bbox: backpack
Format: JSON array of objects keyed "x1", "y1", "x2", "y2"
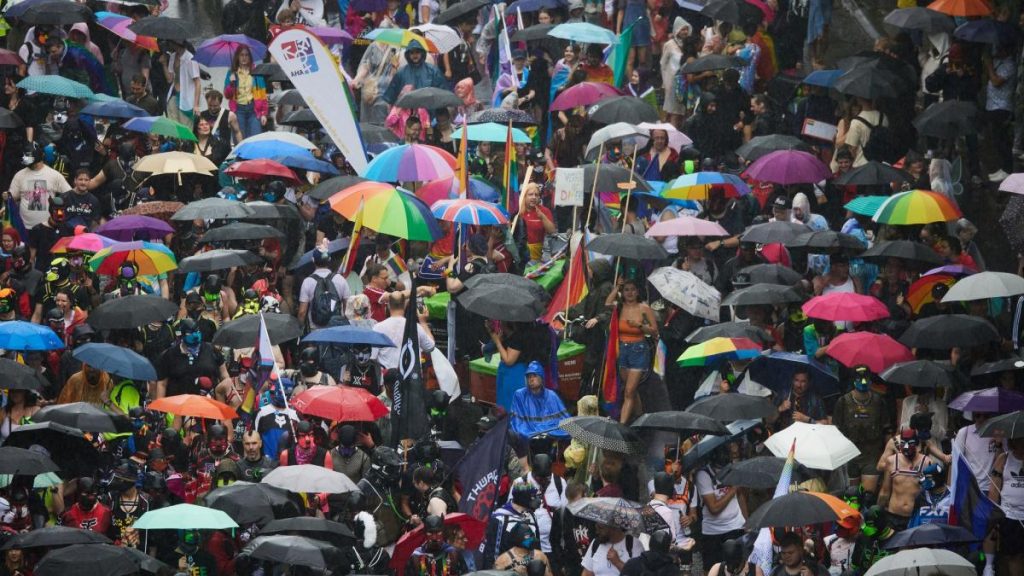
[
  {"x1": 852, "y1": 113, "x2": 900, "y2": 163},
  {"x1": 310, "y1": 273, "x2": 343, "y2": 327}
]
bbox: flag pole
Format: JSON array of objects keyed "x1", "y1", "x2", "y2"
[
  {"x1": 340, "y1": 200, "x2": 363, "y2": 275},
  {"x1": 564, "y1": 211, "x2": 579, "y2": 319},
  {"x1": 584, "y1": 143, "x2": 604, "y2": 231}
]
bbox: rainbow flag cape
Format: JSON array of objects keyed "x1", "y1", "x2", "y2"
[
  {"x1": 340, "y1": 202, "x2": 364, "y2": 276},
  {"x1": 601, "y1": 307, "x2": 620, "y2": 407},
  {"x1": 750, "y1": 439, "x2": 796, "y2": 570}
]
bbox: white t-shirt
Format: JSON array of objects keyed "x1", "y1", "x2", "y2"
[
  {"x1": 372, "y1": 315, "x2": 434, "y2": 370},
  {"x1": 169, "y1": 50, "x2": 203, "y2": 113},
  {"x1": 581, "y1": 535, "x2": 645, "y2": 576},
  {"x1": 648, "y1": 499, "x2": 683, "y2": 544},
  {"x1": 955, "y1": 424, "x2": 1006, "y2": 493},
  {"x1": 694, "y1": 468, "x2": 746, "y2": 535},
  {"x1": 10, "y1": 164, "x2": 71, "y2": 230},
  {"x1": 18, "y1": 37, "x2": 48, "y2": 77},
  {"x1": 279, "y1": 0, "x2": 325, "y2": 25},
  {"x1": 299, "y1": 268, "x2": 353, "y2": 329}
]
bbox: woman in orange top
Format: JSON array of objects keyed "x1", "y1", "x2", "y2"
[{"x1": 605, "y1": 277, "x2": 658, "y2": 423}]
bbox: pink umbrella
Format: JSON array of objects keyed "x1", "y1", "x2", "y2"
[
  {"x1": 645, "y1": 215, "x2": 729, "y2": 238},
  {"x1": 802, "y1": 292, "x2": 890, "y2": 322},
  {"x1": 743, "y1": 150, "x2": 831, "y2": 186},
  {"x1": 826, "y1": 332, "x2": 914, "y2": 373},
  {"x1": 52, "y1": 232, "x2": 117, "y2": 254},
  {"x1": 95, "y1": 11, "x2": 159, "y2": 52},
  {"x1": 999, "y1": 173, "x2": 1024, "y2": 194},
  {"x1": 637, "y1": 122, "x2": 693, "y2": 152},
  {"x1": 550, "y1": 82, "x2": 621, "y2": 111},
  {"x1": 416, "y1": 176, "x2": 457, "y2": 207}
]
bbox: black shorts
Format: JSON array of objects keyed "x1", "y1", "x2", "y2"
[{"x1": 999, "y1": 518, "x2": 1024, "y2": 550}]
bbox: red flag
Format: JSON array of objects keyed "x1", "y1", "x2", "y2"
[
  {"x1": 543, "y1": 244, "x2": 589, "y2": 324},
  {"x1": 602, "y1": 307, "x2": 620, "y2": 404},
  {"x1": 340, "y1": 203, "x2": 363, "y2": 276}
]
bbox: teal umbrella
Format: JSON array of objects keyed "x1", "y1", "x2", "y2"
[
  {"x1": 843, "y1": 195, "x2": 887, "y2": 217},
  {"x1": 550, "y1": 22, "x2": 619, "y2": 44},
  {"x1": 451, "y1": 122, "x2": 532, "y2": 144},
  {"x1": 17, "y1": 75, "x2": 94, "y2": 99},
  {"x1": 133, "y1": 503, "x2": 239, "y2": 530}
]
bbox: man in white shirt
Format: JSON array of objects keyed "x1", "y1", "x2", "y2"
[
  {"x1": 7, "y1": 142, "x2": 71, "y2": 230},
  {"x1": 163, "y1": 41, "x2": 203, "y2": 125},
  {"x1": 373, "y1": 291, "x2": 434, "y2": 371},
  {"x1": 297, "y1": 248, "x2": 352, "y2": 329},
  {"x1": 581, "y1": 522, "x2": 645, "y2": 576},
  {"x1": 954, "y1": 412, "x2": 1006, "y2": 493},
  {"x1": 694, "y1": 449, "x2": 747, "y2": 570}
]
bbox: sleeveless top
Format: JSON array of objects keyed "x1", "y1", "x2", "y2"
[{"x1": 1001, "y1": 451, "x2": 1024, "y2": 521}]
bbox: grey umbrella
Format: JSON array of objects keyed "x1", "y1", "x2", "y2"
[
  {"x1": 914, "y1": 100, "x2": 979, "y2": 139},
  {"x1": 587, "y1": 96, "x2": 659, "y2": 125},
  {"x1": 942, "y1": 271, "x2": 1024, "y2": 302},
  {"x1": 735, "y1": 134, "x2": 810, "y2": 162},
  {"x1": 686, "y1": 322, "x2": 775, "y2": 345},
  {"x1": 128, "y1": 16, "x2": 190, "y2": 41},
  {"x1": 721, "y1": 284, "x2": 804, "y2": 306},
  {"x1": 243, "y1": 535, "x2": 342, "y2": 569},
  {"x1": 586, "y1": 122, "x2": 651, "y2": 156},
  {"x1": 172, "y1": 197, "x2": 256, "y2": 221},
  {"x1": 582, "y1": 163, "x2": 653, "y2": 193},
  {"x1": 681, "y1": 54, "x2": 745, "y2": 74},
  {"x1": 881, "y1": 360, "x2": 959, "y2": 389},
  {"x1": 736, "y1": 263, "x2": 803, "y2": 286},
  {"x1": 833, "y1": 161, "x2": 913, "y2": 186},
  {"x1": 559, "y1": 416, "x2": 645, "y2": 455},
  {"x1": 396, "y1": 87, "x2": 464, "y2": 109},
  {"x1": 179, "y1": 249, "x2": 264, "y2": 273},
  {"x1": 740, "y1": 221, "x2": 812, "y2": 244},
  {"x1": 588, "y1": 233, "x2": 669, "y2": 260},
  {"x1": 883, "y1": 7, "x2": 954, "y2": 33},
  {"x1": 198, "y1": 222, "x2": 287, "y2": 245}
]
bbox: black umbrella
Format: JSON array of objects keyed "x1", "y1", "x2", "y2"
[
  {"x1": 307, "y1": 175, "x2": 370, "y2": 201},
  {"x1": 883, "y1": 7, "x2": 954, "y2": 33},
  {"x1": 631, "y1": 411, "x2": 730, "y2": 435},
  {"x1": 559, "y1": 416, "x2": 645, "y2": 455},
  {"x1": 881, "y1": 360, "x2": 959, "y2": 389},
  {"x1": 464, "y1": 272, "x2": 548, "y2": 301},
  {"x1": 686, "y1": 322, "x2": 775, "y2": 345},
  {"x1": 588, "y1": 233, "x2": 669, "y2": 260},
  {"x1": 0, "y1": 446, "x2": 60, "y2": 475},
  {"x1": 2, "y1": 526, "x2": 111, "y2": 550},
  {"x1": 587, "y1": 96, "x2": 659, "y2": 125},
  {"x1": 954, "y1": 19, "x2": 1018, "y2": 45},
  {"x1": 681, "y1": 419, "x2": 761, "y2": 471},
  {"x1": 582, "y1": 163, "x2": 653, "y2": 194},
  {"x1": 736, "y1": 263, "x2": 803, "y2": 286},
  {"x1": 837, "y1": 52, "x2": 918, "y2": 95},
  {"x1": 568, "y1": 498, "x2": 669, "y2": 534},
  {"x1": 178, "y1": 249, "x2": 264, "y2": 272},
  {"x1": 457, "y1": 282, "x2": 547, "y2": 322},
  {"x1": 735, "y1": 134, "x2": 810, "y2": 162},
  {"x1": 276, "y1": 89, "x2": 307, "y2": 107},
  {"x1": 396, "y1": 87, "x2": 463, "y2": 109},
  {"x1": 261, "y1": 517, "x2": 356, "y2": 546},
  {"x1": 198, "y1": 222, "x2": 286, "y2": 244},
  {"x1": 281, "y1": 109, "x2": 319, "y2": 128},
  {"x1": 512, "y1": 23, "x2": 555, "y2": 41},
  {"x1": 128, "y1": 16, "x2": 190, "y2": 41},
  {"x1": 681, "y1": 54, "x2": 745, "y2": 74},
  {"x1": 721, "y1": 284, "x2": 803, "y2": 307},
  {"x1": 290, "y1": 238, "x2": 349, "y2": 274},
  {"x1": 740, "y1": 221, "x2": 812, "y2": 244},
  {"x1": 35, "y1": 544, "x2": 139, "y2": 576},
  {"x1": 899, "y1": 314, "x2": 1000, "y2": 349},
  {"x1": 122, "y1": 547, "x2": 171, "y2": 575},
  {"x1": 913, "y1": 100, "x2": 979, "y2": 139},
  {"x1": 17, "y1": 0, "x2": 91, "y2": 25},
  {"x1": 204, "y1": 481, "x2": 303, "y2": 525},
  {"x1": 243, "y1": 201, "x2": 301, "y2": 220},
  {"x1": 243, "y1": 535, "x2": 343, "y2": 569},
  {"x1": 0, "y1": 357, "x2": 48, "y2": 391},
  {"x1": 787, "y1": 231, "x2": 865, "y2": 254},
  {"x1": 686, "y1": 394, "x2": 777, "y2": 421},
  {"x1": 860, "y1": 240, "x2": 944, "y2": 266},
  {"x1": 172, "y1": 197, "x2": 256, "y2": 221},
  {"x1": 359, "y1": 123, "x2": 401, "y2": 146},
  {"x1": 745, "y1": 491, "x2": 853, "y2": 529},
  {"x1": 834, "y1": 65, "x2": 903, "y2": 100},
  {"x1": 468, "y1": 108, "x2": 537, "y2": 126},
  {"x1": 33, "y1": 402, "x2": 129, "y2": 433},
  {"x1": 0, "y1": 108, "x2": 24, "y2": 129},
  {"x1": 213, "y1": 313, "x2": 303, "y2": 348},
  {"x1": 972, "y1": 357, "x2": 1024, "y2": 377},
  {"x1": 253, "y1": 62, "x2": 288, "y2": 83},
  {"x1": 977, "y1": 410, "x2": 1024, "y2": 439},
  {"x1": 719, "y1": 456, "x2": 808, "y2": 489},
  {"x1": 434, "y1": 0, "x2": 490, "y2": 24},
  {"x1": 882, "y1": 522, "x2": 978, "y2": 549},
  {"x1": 88, "y1": 294, "x2": 179, "y2": 330},
  {"x1": 833, "y1": 161, "x2": 912, "y2": 186},
  {"x1": 2, "y1": 421, "x2": 99, "y2": 478},
  {"x1": 700, "y1": 0, "x2": 764, "y2": 23}
]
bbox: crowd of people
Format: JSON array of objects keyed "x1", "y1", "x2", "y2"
[{"x1": 0, "y1": 0, "x2": 1021, "y2": 575}]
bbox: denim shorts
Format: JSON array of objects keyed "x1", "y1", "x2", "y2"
[{"x1": 619, "y1": 341, "x2": 651, "y2": 370}]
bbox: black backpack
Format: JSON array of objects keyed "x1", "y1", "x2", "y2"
[
  {"x1": 853, "y1": 113, "x2": 900, "y2": 163},
  {"x1": 309, "y1": 273, "x2": 343, "y2": 327}
]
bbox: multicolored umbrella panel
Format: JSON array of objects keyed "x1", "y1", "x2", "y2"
[
  {"x1": 51, "y1": 233, "x2": 117, "y2": 254},
  {"x1": 361, "y1": 143, "x2": 456, "y2": 183},
  {"x1": 662, "y1": 172, "x2": 751, "y2": 200},
  {"x1": 678, "y1": 337, "x2": 762, "y2": 367},
  {"x1": 872, "y1": 189, "x2": 962, "y2": 225},
  {"x1": 431, "y1": 199, "x2": 509, "y2": 225},
  {"x1": 88, "y1": 241, "x2": 178, "y2": 276},
  {"x1": 906, "y1": 273, "x2": 957, "y2": 314},
  {"x1": 95, "y1": 11, "x2": 160, "y2": 52},
  {"x1": 364, "y1": 28, "x2": 439, "y2": 52},
  {"x1": 194, "y1": 34, "x2": 267, "y2": 68}
]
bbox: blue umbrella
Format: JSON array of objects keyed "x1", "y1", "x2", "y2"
[
  {"x1": 233, "y1": 140, "x2": 314, "y2": 161},
  {"x1": 746, "y1": 351, "x2": 840, "y2": 398},
  {"x1": 0, "y1": 321, "x2": 64, "y2": 351},
  {"x1": 72, "y1": 343, "x2": 157, "y2": 381},
  {"x1": 802, "y1": 69, "x2": 843, "y2": 88},
  {"x1": 4, "y1": 0, "x2": 50, "y2": 20},
  {"x1": 681, "y1": 419, "x2": 760, "y2": 472},
  {"x1": 549, "y1": 22, "x2": 619, "y2": 45},
  {"x1": 270, "y1": 155, "x2": 340, "y2": 175},
  {"x1": 953, "y1": 19, "x2": 1018, "y2": 45},
  {"x1": 81, "y1": 99, "x2": 148, "y2": 119},
  {"x1": 467, "y1": 176, "x2": 501, "y2": 203},
  {"x1": 289, "y1": 238, "x2": 349, "y2": 273},
  {"x1": 303, "y1": 326, "x2": 396, "y2": 347}
]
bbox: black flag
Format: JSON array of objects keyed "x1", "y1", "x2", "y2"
[
  {"x1": 454, "y1": 415, "x2": 509, "y2": 522},
  {"x1": 391, "y1": 275, "x2": 428, "y2": 447}
]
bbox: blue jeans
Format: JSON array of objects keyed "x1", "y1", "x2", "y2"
[{"x1": 235, "y1": 101, "x2": 262, "y2": 139}]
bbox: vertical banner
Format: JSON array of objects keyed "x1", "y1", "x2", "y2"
[
  {"x1": 269, "y1": 28, "x2": 368, "y2": 173},
  {"x1": 455, "y1": 415, "x2": 510, "y2": 522}
]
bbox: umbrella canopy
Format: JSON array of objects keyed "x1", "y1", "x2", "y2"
[
  {"x1": 942, "y1": 271, "x2": 1024, "y2": 302},
  {"x1": 581, "y1": 162, "x2": 653, "y2": 193},
  {"x1": 225, "y1": 159, "x2": 301, "y2": 183},
  {"x1": 740, "y1": 221, "x2": 812, "y2": 244},
  {"x1": 243, "y1": 535, "x2": 343, "y2": 569},
  {"x1": 261, "y1": 517, "x2": 355, "y2": 546},
  {"x1": 861, "y1": 240, "x2": 945, "y2": 265},
  {"x1": 913, "y1": 100, "x2": 979, "y2": 139},
  {"x1": 434, "y1": 0, "x2": 489, "y2": 22},
  {"x1": 134, "y1": 503, "x2": 239, "y2": 530},
  {"x1": 882, "y1": 523, "x2": 978, "y2": 549},
  {"x1": 788, "y1": 230, "x2": 866, "y2": 254},
  {"x1": 834, "y1": 65, "x2": 904, "y2": 99},
  {"x1": 411, "y1": 22, "x2": 463, "y2": 53},
  {"x1": 681, "y1": 54, "x2": 745, "y2": 74},
  {"x1": 721, "y1": 284, "x2": 804, "y2": 306},
  {"x1": 33, "y1": 402, "x2": 128, "y2": 433},
  {"x1": 123, "y1": 115, "x2": 197, "y2": 141},
  {"x1": 134, "y1": 151, "x2": 218, "y2": 175},
  {"x1": 95, "y1": 215, "x2": 175, "y2": 241},
  {"x1": 588, "y1": 233, "x2": 669, "y2": 260},
  {"x1": 88, "y1": 295, "x2": 179, "y2": 329},
  {"x1": 395, "y1": 86, "x2": 463, "y2": 109},
  {"x1": 864, "y1": 547, "x2": 976, "y2": 576},
  {"x1": 801, "y1": 69, "x2": 843, "y2": 88},
  {"x1": 678, "y1": 337, "x2": 762, "y2": 367},
  {"x1": 883, "y1": 7, "x2": 954, "y2": 32},
  {"x1": 81, "y1": 99, "x2": 147, "y2": 120},
  {"x1": 636, "y1": 122, "x2": 692, "y2": 151},
  {"x1": 432, "y1": 198, "x2": 509, "y2": 225},
  {"x1": 735, "y1": 134, "x2": 810, "y2": 162},
  {"x1": 512, "y1": 22, "x2": 556, "y2": 41},
  {"x1": 179, "y1": 249, "x2": 263, "y2": 273},
  {"x1": 764, "y1": 421, "x2": 861, "y2": 470},
  {"x1": 199, "y1": 222, "x2": 286, "y2": 245},
  {"x1": 744, "y1": 150, "x2": 831, "y2": 185},
  {"x1": 95, "y1": 10, "x2": 159, "y2": 50},
  {"x1": 233, "y1": 139, "x2": 315, "y2": 161},
  {"x1": 949, "y1": 387, "x2": 1024, "y2": 414},
  {"x1": 699, "y1": 0, "x2": 764, "y2": 23},
  {"x1": 630, "y1": 411, "x2": 730, "y2": 435},
  {"x1": 977, "y1": 410, "x2": 1024, "y2": 438},
  {"x1": 464, "y1": 273, "x2": 549, "y2": 301},
  {"x1": 89, "y1": 241, "x2": 177, "y2": 276},
  {"x1": 149, "y1": 394, "x2": 238, "y2": 420},
  {"x1": 647, "y1": 267, "x2": 721, "y2": 322},
  {"x1": 2, "y1": 421, "x2": 98, "y2": 478},
  {"x1": 568, "y1": 498, "x2": 669, "y2": 534},
  {"x1": 926, "y1": 0, "x2": 991, "y2": 16},
  {"x1": 34, "y1": 544, "x2": 139, "y2": 576},
  {"x1": 120, "y1": 201, "x2": 185, "y2": 220},
  {"x1": 954, "y1": 18, "x2": 1017, "y2": 44},
  {"x1": 0, "y1": 446, "x2": 60, "y2": 475},
  {"x1": 1, "y1": 526, "x2": 110, "y2": 550},
  {"x1": 0, "y1": 320, "x2": 64, "y2": 351},
  {"x1": 307, "y1": 175, "x2": 371, "y2": 202},
  {"x1": 365, "y1": 28, "x2": 439, "y2": 52},
  {"x1": 128, "y1": 15, "x2": 190, "y2": 40},
  {"x1": 550, "y1": 81, "x2": 621, "y2": 111},
  {"x1": 204, "y1": 481, "x2": 303, "y2": 525},
  {"x1": 352, "y1": 187, "x2": 443, "y2": 242},
  {"x1": 457, "y1": 280, "x2": 547, "y2": 322},
  {"x1": 0, "y1": 357, "x2": 48, "y2": 391},
  {"x1": 802, "y1": 293, "x2": 889, "y2": 322},
  {"x1": 17, "y1": 75, "x2": 93, "y2": 99},
  {"x1": 588, "y1": 96, "x2": 659, "y2": 125},
  {"x1": 362, "y1": 143, "x2": 456, "y2": 182},
  {"x1": 304, "y1": 325, "x2": 395, "y2": 347},
  {"x1": 467, "y1": 108, "x2": 537, "y2": 125},
  {"x1": 645, "y1": 215, "x2": 729, "y2": 238},
  {"x1": 999, "y1": 173, "x2": 1024, "y2": 195},
  {"x1": 900, "y1": 314, "x2": 1000, "y2": 348},
  {"x1": 882, "y1": 360, "x2": 958, "y2": 389},
  {"x1": 549, "y1": 22, "x2": 618, "y2": 44},
  {"x1": 686, "y1": 322, "x2": 774, "y2": 345},
  {"x1": 194, "y1": 34, "x2": 267, "y2": 67},
  {"x1": 747, "y1": 352, "x2": 840, "y2": 397},
  {"x1": 736, "y1": 263, "x2": 803, "y2": 286},
  {"x1": 451, "y1": 122, "x2": 531, "y2": 144},
  {"x1": 292, "y1": 385, "x2": 390, "y2": 421},
  {"x1": 972, "y1": 357, "x2": 1024, "y2": 377},
  {"x1": 662, "y1": 172, "x2": 751, "y2": 200},
  {"x1": 746, "y1": 491, "x2": 859, "y2": 529},
  {"x1": 826, "y1": 332, "x2": 914, "y2": 373},
  {"x1": 213, "y1": 313, "x2": 302, "y2": 347},
  {"x1": 907, "y1": 273, "x2": 958, "y2": 314},
  {"x1": 262, "y1": 464, "x2": 360, "y2": 493},
  {"x1": 558, "y1": 416, "x2": 645, "y2": 455},
  {"x1": 72, "y1": 343, "x2": 156, "y2": 381},
  {"x1": 10, "y1": 0, "x2": 89, "y2": 24},
  {"x1": 680, "y1": 419, "x2": 761, "y2": 471},
  {"x1": 719, "y1": 456, "x2": 808, "y2": 489},
  {"x1": 834, "y1": 161, "x2": 913, "y2": 186},
  {"x1": 391, "y1": 513, "x2": 486, "y2": 570},
  {"x1": 686, "y1": 393, "x2": 777, "y2": 421}
]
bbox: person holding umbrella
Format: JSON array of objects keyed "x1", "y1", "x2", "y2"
[{"x1": 580, "y1": 520, "x2": 644, "y2": 576}]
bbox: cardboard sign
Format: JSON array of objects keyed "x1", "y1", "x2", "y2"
[
  {"x1": 554, "y1": 167, "x2": 585, "y2": 207},
  {"x1": 802, "y1": 119, "x2": 838, "y2": 142}
]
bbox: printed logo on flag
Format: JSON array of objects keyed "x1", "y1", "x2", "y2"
[{"x1": 280, "y1": 38, "x2": 319, "y2": 74}]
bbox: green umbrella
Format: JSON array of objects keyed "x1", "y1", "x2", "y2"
[
  {"x1": 451, "y1": 122, "x2": 532, "y2": 144},
  {"x1": 0, "y1": 472, "x2": 62, "y2": 489},
  {"x1": 133, "y1": 503, "x2": 239, "y2": 530},
  {"x1": 17, "y1": 75, "x2": 94, "y2": 99},
  {"x1": 844, "y1": 195, "x2": 888, "y2": 217},
  {"x1": 123, "y1": 116, "x2": 198, "y2": 141}
]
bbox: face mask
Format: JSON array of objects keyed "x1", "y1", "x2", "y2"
[
  {"x1": 78, "y1": 494, "x2": 97, "y2": 510},
  {"x1": 862, "y1": 524, "x2": 878, "y2": 538},
  {"x1": 69, "y1": 256, "x2": 83, "y2": 267},
  {"x1": 183, "y1": 331, "x2": 202, "y2": 347},
  {"x1": 921, "y1": 475, "x2": 936, "y2": 491},
  {"x1": 209, "y1": 440, "x2": 227, "y2": 457},
  {"x1": 216, "y1": 476, "x2": 235, "y2": 488},
  {"x1": 523, "y1": 537, "x2": 536, "y2": 549},
  {"x1": 853, "y1": 378, "x2": 870, "y2": 393},
  {"x1": 900, "y1": 442, "x2": 918, "y2": 459},
  {"x1": 354, "y1": 350, "x2": 372, "y2": 364},
  {"x1": 262, "y1": 192, "x2": 279, "y2": 203},
  {"x1": 298, "y1": 434, "x2": 314, "y2": 449},
  {"x1": 339, "y1": 445, "x2": 356, "y2": 457},
  {"x1": 21, "y1": 154, "x2": 34, "y2": 166},
  {"x1": 0, "y1": 300, "x2": 11, "y2": 314}
]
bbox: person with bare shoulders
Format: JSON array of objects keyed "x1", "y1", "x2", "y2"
[
  {"x1": 878, "y1": 429, "x2": 934, "y2": 533},
  {"x1": 605, "y1": 277, "x2": 658, "y2": 424}
]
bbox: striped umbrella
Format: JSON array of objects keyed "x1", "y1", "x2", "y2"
[
  {"x1": 678, "y1": 337, "x2": 762, "y2": 367},
  {"x1": 431, "y1": 199, "x2": 509, "y2": 225},
  {"x1": 94, "y1": 11, "x2": 160, "y2": 51},
  {"x1": 364, "y1": 28, "x2": 439, "y2": 52},
  {"x1": 662, "y1": 172, "x2": 751, "y2": 200},
  {"x1": 906, "y1": 273, "x2": 957, "y2": 313},
  {"x1": 361, "y1": 144, "x2": 456, "y2": 182},
  {"x1": 123, "y1": 116, "x2": 197, "y2": 141},
  {"x1": 360, "y1": 188, "x2": 443, "y2": 242},
  {"x1": 88, "y1": 241, "x2": 178, "y2": 276},
  {"x1": 52, "y1": 233, "x2": 116, "y2": 254},
  {"x1": 872, "y1": 189, "x2": 962, "y2": 225},
  {"x1": 328, "y1": 181, "x2": 399, "y2": 218}
]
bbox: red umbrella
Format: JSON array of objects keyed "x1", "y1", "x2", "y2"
[
  {"x1": 224, "y1": 159, "x2": 301, "y2": 183},
  {"x1": 802, "y1": 292, "x2": 890, "y2": 322},
  {"x1": 0, "y1": 49, "x2": 24, "y2": 66},
  {"x1": 390, "y1": 513, "x2": 486, "y2": 575},
  {"x1": 550, "y1": 81, "x2": 621, "y2": 111},
  {"x1": 291, "y1": 385, "x2": 389, "y2": 422},
  {"x1": 825, "y1": 332, "x2": 914, "y2": 373}
]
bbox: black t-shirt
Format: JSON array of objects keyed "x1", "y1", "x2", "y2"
[
  {"x1": 156, "y1": 343, "x2": 224, "y2": 397},
  {"x1": 28, "y1": 222, "x2": 72, "y2": 271},
  {"x1": 33, "y1": 281, "x2": 90, "y2": 317},
  {"x1": 62, "y1": 190, "x2": 102, "y2": 228}
]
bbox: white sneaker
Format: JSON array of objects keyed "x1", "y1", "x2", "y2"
[{"x1": 989, "y1": 169, "x2": 1010, "y2": 182}]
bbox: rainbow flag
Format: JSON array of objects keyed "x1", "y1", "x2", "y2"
[
  {"x1": 340, "y1": 202, "x2": 364, "y2": 276},
  {"x1": 2, "y1": 196, "x2": 26, "y2": 241},
  {"x1": 750, "y1": 439, "x2": 796, "y2": 571},
  {"x1": 456, "y1": 118, "x2": 470, "y2": 197},
  {"x1": 601, "y1": 307, "x2": 620, "y2": 407},
  {"x1": 502, "y1": 120, "x2": 518, "y2": 215},
  {"x1": 543, "y1": 241, "x2": 588, "y2": 324}
]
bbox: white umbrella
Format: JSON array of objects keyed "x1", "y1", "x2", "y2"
[
  {"x1": 865, "y1": 548, "x2": 976, "y2": 576},
  {"x1": 261, "y1": 464, "x2": 359, "y2": 493},
  {"x1": 637, "y1": 122, "x2": 693, "y2": 152},
  {"x1": 942, "y1": 271, "x2": 1024, "y2": 302},
  {"x1": 411, "y1": 23, "x2": 463, "y2": 53},
  {"x1": 648, "y1": 267, "x2": 721, "y2": 322},
  {"x1": 585, "y1": 122, "x2": 650, "y2": 157},
  {"x1": 764, "y1": 421, "x2": 860, "y2": 470}
]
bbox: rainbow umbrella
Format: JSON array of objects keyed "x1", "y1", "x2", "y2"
[
  {"x1": 662, "y1": 172, "x2": 751, "y2": 200},
  {"x1": 678, "y1": 337, "x2": 762, "y2": 367},
  {"x1": 907, "y1": 273, "x2": 957, "y2": 314},
  {"x1": 123, "y1": 116, "x2": 197, "y2": 141},
  {"x1": 52, "y1": 233, "x2": 116, "y2": 254},
  {"x1": 95, "y1": 11, "x2": 159, "y2": 52},
  {"x1": 359, "y1": 188, "x2": 442, "y2": 242},
  {"x1": 328, "y1": 181, "x2": 400, "y2": 218},
  {"x1": 364, "y1": 28, "x2": 439, "y2": 52},
  {"x1": 431, "y1": 199, "x2": 509, "y2": 225},
  {"x1": 361, "y1": 144, "x2": 456, "y2": 182},
  {"x1": 872, "y1": 189, "x2": 962, "y2": 225},
  {"x1": 194, "y1": 34, "x2": 267, "y2": 68},
  {"x1": 89, "y1": 241, "x2": 178, "y2": 276},
  {"x1": 843, "y1": 195, "x2": 887, "y2": 217}
]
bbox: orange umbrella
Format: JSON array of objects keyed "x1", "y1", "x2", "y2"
[
  {"x1": 327, "y1": 181, "x2": 398, "y2": 219},
  {"x1": 746, "y1": 491, "x2": 860, "y2": 529},
  {"x1": 927, "y1": 0, "x2": 991, "y2": 16},
  {"x1": 149, "y1": 394, "x2": 238, "y2": 420}
]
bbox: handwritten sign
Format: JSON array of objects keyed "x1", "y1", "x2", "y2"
[{"x1": 554, "y1": 167, "x2": 585, "y2": 207}]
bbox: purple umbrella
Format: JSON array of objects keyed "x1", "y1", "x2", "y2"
[
  {"x1": 308, "y1": 26, "x2": 353, "y2": 46},
  {"x1": 923, "y1": 264, "x2": 977, "y2": 276},
  {"x1": 95, "y1": 215, "x2": 174, "y2": 241},
  {"x1": 348, "y1": 0, "x2": 386, "y2": 11},
  {"x1": 743, "y1": 150, "x2": 831, "y2": 186},
  {"x1": 194, "y1": 34, "x2": 267, "y2": 68},
  {"x1": 949, "y1": 387, "x2": 1024, "y2": 414}
]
